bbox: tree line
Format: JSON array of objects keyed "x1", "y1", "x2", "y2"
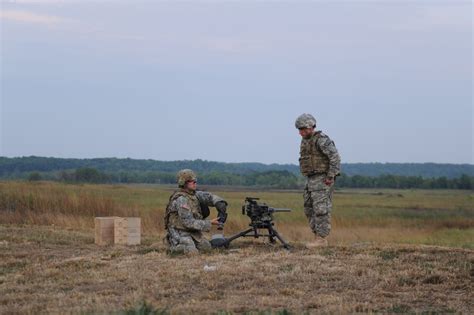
[
  {"x1": 2, "y1": 156, "x2": 473, "y2": 179},
  {"x1": 336, "y1": 173, "x2": 473, "y2": 190},
  {"x1": 25, "y1": 168, "x2": 473, "y2": 190}
]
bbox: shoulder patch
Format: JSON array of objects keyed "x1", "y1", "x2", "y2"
[{"x1": 176, "y1": 196, "x2": 191, "y2": 210}]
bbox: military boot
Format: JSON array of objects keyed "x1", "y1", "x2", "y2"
[{"x1": 306, "y1": 235, "x2": 328, "y2": 249}]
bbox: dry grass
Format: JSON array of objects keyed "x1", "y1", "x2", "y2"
[
  {"x1": 1, "y1": 181, "x2": 472, "y2": 248},
  {"x1": 0, "y1": 182, "x2": 473, "y2": 313},
  {"x1": 0, "y1": 225, "x2": 472, "y2": 314}
]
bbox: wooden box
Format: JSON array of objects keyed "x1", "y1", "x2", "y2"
[
  {"x1": 94, "y1": 217, "x2": 116, "y2": 246},
  {"x1": 95, "y1": 217, "x2": 141, "y2": 246},
  {"x1": 114, "y1": 217, "x2": 141, "y2": 245}
]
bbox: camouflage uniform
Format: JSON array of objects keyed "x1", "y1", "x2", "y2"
[
  {"x1": 296, "y1": 114, "x2": 341, "y2": 238},
  {"x1": 165, "y1": 189, "x2": 225, "y2": 254}
]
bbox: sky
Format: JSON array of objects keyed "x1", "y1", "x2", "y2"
[{"x1": 0, "y1": 0, "x2": 472, "y2": 164}]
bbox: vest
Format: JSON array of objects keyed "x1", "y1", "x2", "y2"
[
  {"x1": 299, "y1": 131, "x2": 330, "y2": 176},
  {"x1": 164, "y1": 190, "x2": 202, "y2": 230}
]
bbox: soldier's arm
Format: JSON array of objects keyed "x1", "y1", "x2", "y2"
[
  {"x1": 196, "y1": 191, "x2": 226, "y2": 207},
  {"x1": 176, "y1": 196, "x2": 211, "y2": 232},
  {"x1": 318, "y1": 135, "x2": 341, "y2": 179},
  {"x1": 196, "y1": 191, "x2": 228, "y2": 224}
]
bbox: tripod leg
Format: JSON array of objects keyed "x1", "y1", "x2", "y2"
[
  {"x1": 268, "y1": 225, "x2": 291, "y2": 249},
  {"x1": 225, "y1": 228, "x2": 254, "y2": 244},
  {"x1": 267, "y1": 228, "x2": 276, "y2": 243}
]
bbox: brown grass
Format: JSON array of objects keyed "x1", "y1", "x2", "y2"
[
  {"x1": 0, "y1": 225, "x2": 472, "y2": 314},
  {"x1": 0, "y1": 181, "x2": 473, "y2": 313},
  {"x1": 1, "y1": 181, "x2": 473, "y2": 249}
]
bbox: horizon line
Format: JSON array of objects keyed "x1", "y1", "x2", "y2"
[{"x1": 1, "y1": 155, "x2": 473, "y2": 166}]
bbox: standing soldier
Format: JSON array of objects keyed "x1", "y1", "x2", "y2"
[
  {"x1": 295, "y1": 113, "x2": 341, "y2": 248},
  {"x1": 164, "y1": 169, "x2": 228, "y2": 254}
]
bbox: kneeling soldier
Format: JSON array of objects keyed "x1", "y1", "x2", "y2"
[{"x1": 164, "y1": 169, "x2": 227, "y2": 254}]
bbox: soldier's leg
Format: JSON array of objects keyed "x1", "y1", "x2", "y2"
[
  {"x1": 167, "y1": 229, "x2": 198, "y2": 254},
  {"x1": 174, "y1": 236, "x2": 199, "y2": 254},
  {"x1": 311, "y1": 186, "x2": 333, "y2": 238},
  {"x1": 303, "y1": 187, "x2": 317, "y2": 233},
  {"x1": 195, "y1": 238, "x2": 212, "y2": 253}
]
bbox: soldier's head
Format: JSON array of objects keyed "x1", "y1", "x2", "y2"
[
  {"x1": 295, "y1": 113, "x2": 316, "y2": 138},
  {"x1": 177, "y1": 169, "x2": 197, "y2": 190}
]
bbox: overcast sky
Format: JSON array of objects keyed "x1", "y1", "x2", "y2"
[{"x1": 1, "y1": 0, "x2": 472, "y2": 164}]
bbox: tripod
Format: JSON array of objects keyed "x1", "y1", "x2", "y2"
[
  {"x1": 210, "y1": 197, "x2": 292, "y2": 250},
  {"x1": 221, "y1": 220, "x2": 291, "y2": 249}
]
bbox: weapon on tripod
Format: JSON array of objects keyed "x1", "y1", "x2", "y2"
[{"x1": 210, "y1": 197, "x2": 292, "y2": 249}]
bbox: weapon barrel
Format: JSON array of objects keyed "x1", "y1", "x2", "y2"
[{"x1": 270, "y1": 207, "x2": 292, "y2": 212}]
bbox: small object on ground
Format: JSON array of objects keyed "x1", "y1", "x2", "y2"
[{"x1": 203, "y1": 264, "x2": 217, "y2": 272}]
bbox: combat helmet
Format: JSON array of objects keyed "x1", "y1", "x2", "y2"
[
  {"x1": 177, "y1": 169, "x2": 197, "y2": 187},
  {"x1": 295, "y1": 113, "x2": 316, "y2": 129}
]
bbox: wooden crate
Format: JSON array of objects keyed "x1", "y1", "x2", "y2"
[
  {"x1": 95, "y1": 217, "x2": 141, "y2": 246},
  {"x1": 94, "y1": 217, "x2": 116, "y2": 246},
  {"x1": 114, "y1": 217, "x2": 141, "y2": 245}
]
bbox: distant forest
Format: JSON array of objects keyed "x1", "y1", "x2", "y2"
[{"x1": 0, "y1": 156, "x2": 473, "y2": 189}]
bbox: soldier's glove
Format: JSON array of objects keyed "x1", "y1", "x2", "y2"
[{"x1": 215, "y1": 201, "x2": 228, "y2": 225}]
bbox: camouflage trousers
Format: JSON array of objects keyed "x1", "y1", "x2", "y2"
[
  {"x1": 166, "y1": 227, "x2": 212, "y2": 254},
  {"x1": 303, "y1": 174, "x2": 335, "y2": 238}
]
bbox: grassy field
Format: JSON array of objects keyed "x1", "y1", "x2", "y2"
[
  {"x1": 0, "y1": 181, "x2": 473, "y2": 313},
  {"x1": 0, "y1": 181, "x2": 472, "y2": 248}
]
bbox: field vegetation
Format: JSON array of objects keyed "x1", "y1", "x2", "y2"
[
  {"x1": 0, "y1": 181, "x2": 473, "y2": 313},
  {"x1": 0, "y1": 181, "x2": 472, "y2": 248}
]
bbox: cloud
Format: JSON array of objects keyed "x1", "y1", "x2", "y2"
[
  {"x1": 2, "y1": 0, "x2": 78, "y2": 3},
  {"x1": 0, "y1": 9, "x2": 67, "y2": 25},
  {"x1": 391, "y1": 3, "x2": 471, "y2": 32},
  {"x1": 202, "y1": 37, "x2": 267, "y2": 54}
]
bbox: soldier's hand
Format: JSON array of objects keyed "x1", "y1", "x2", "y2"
[
  {"x1": 324, "y1": 177, "x2": 334, "y2": 186},
  {"x1": 210, "y1": 218, "x2": 220, "y2": 225}
]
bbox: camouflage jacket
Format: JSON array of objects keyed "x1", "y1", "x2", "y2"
[
  {"x1": 300, "y1": 131, "x2": 341, "y2": 179},
  {"x1": 164, "y1": 189, "x2": 225, "y2": 240}
]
